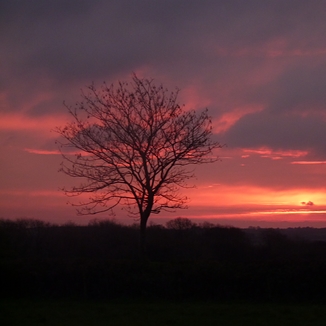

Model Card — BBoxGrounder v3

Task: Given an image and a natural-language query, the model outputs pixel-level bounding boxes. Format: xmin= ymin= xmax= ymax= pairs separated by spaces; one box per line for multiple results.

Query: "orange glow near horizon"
xmin=291 ymin=161 xmax=326 ymax=165
xmin=2 ymin=109 xmax=326 ymax=226
xmin=186 ymin=184 xmax=326 ymax=211
xmin=2 ymin=184 xmax=326 ymax=225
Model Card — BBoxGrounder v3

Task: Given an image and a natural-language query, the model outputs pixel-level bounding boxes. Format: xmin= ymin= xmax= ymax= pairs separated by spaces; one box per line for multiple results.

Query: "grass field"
xmin=1 ymin=299 xmax=326 ymax=326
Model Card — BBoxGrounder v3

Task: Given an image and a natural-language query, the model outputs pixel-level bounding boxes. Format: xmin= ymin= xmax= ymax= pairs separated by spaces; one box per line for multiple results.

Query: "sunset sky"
xmin=2 ymin=0 xmax=326 ymax=227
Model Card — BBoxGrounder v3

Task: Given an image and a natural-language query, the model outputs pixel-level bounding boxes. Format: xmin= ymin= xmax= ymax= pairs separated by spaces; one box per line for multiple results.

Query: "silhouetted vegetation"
xmin=1 ymin=218 xmax=326 ymax=303
xmin=56 ymin=75 xmax=222 ymax=257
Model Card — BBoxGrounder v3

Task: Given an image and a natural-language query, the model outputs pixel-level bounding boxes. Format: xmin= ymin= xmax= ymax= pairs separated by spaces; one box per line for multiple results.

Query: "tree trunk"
xmin=139 ymin=195 xmax=153 ymax=260
xmin=139 ymin=213 xmax=149 ymax=260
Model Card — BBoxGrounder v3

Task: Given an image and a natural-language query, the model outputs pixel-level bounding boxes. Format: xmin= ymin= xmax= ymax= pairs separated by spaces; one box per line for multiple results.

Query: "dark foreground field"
xmin=2 ymin=218 xmax=326 ymax=325
xmin=2 ymin=300 xmax=326 ymax=326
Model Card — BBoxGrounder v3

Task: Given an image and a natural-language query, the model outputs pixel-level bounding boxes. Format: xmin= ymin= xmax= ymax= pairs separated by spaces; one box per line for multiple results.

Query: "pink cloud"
xmin=0 ymin=189 xmax=63 ymax=197
xmin=24 ymin=148 xmax=61 ymax=155
xmin=0 ymin=113 xmax=68 ymax=134
xmin=242 ymin=147 xmax=308 ymax=160
xmin=214 ymin=105 xmax=264 ymax=133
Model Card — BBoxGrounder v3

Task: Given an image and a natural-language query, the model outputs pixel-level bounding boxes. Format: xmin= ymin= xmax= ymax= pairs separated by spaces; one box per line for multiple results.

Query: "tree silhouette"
xmin=56 ymin=74 xmax=222 ymax=256
xmin=166 ymin=217 xmax=194 ymax=230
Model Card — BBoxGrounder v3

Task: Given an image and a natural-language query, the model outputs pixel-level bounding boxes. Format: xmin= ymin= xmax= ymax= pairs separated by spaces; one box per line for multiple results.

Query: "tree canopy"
xmin=56 ymin=74 xmax=222 ymax=254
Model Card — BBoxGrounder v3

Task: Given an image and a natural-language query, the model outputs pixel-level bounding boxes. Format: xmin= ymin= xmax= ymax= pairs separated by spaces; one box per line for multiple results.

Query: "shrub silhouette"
xmin=166 ymin=217 xmax=194 ymax=230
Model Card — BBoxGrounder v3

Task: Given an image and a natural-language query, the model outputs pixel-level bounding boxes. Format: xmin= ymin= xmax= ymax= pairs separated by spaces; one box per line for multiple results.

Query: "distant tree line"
xmin=1 ymin=218 xmax=326 ymax=302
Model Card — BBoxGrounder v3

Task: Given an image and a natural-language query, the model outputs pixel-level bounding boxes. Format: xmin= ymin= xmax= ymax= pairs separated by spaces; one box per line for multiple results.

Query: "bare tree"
xmin=56 ymin=74 xmax=222 ymax=256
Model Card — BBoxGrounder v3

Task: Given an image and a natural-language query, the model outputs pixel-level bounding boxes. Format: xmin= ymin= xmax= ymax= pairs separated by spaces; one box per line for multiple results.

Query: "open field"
xmin=2 ymin=219 xmax=326 ymax=304
xmin=2 ymin=219 xmax=326 ymax=325
xmin=2 ymin=300 xmax=326 ymax=326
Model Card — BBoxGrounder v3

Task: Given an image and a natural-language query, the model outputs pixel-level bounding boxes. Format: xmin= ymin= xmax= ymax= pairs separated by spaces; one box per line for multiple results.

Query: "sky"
xmin=1 ymin=0 xmax=326 ymax=227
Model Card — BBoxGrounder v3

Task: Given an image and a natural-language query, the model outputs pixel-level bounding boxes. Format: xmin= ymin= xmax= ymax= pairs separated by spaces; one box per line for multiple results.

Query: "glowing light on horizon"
xmin=247 ymin=209 xmax=326 ymax=216
xmin=186 ymin=184 xmax=326 ymax=209
xmin=174 ymin=208 xmax=326 ymax=224
xmin=291 ymin=161 xmax=326 ymax=165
